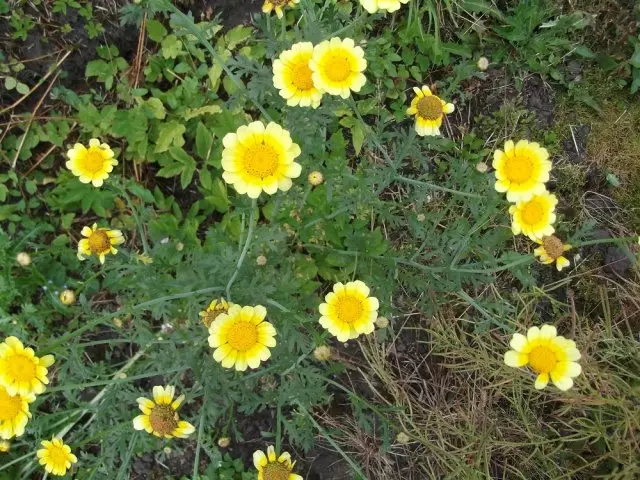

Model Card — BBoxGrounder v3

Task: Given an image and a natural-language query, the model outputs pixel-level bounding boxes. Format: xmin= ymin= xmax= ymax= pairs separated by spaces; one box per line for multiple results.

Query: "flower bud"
xmin=375 ymin=316 xmax=389 ymax=328
xmin=16 ymin=252 xmax=31 ymax=266
xmin=256 ymin=255 xmax=267 ymax=266
xmin=313 ymin=345 xmax=332 ymax=361
xmin=475 ymin=162 xmax=488 ymax=173
xmin=308 ymin=171 xmax=324 ymax=186
xmin=217 ymin=437 xmax=231 ymax=448
xmin=59 ymin=290 xmax=76 ymax=305
xmin=477 ymin=57 xmax=489 ymax=71
xmin=396 ymin=432 xmax=410 ymax=444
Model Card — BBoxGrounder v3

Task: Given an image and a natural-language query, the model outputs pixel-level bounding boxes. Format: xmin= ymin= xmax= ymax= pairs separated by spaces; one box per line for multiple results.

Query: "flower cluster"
xmin=493 ymin=139 xmax=572 ymax=271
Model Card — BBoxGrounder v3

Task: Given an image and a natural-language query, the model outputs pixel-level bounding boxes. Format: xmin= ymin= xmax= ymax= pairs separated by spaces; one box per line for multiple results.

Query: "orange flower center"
xmin=416 ymin=95 xmax=443 ymax=120
xmin=291 ymin=61 xmax=314 ymax=91
xmin=521 ymin=201 xmax=544 ymax=225
xmin=325 ymin=54 xmax=351 ymax=82
xmin=542 ymin=235 xmax=565 ymax=259
xmin=149 ymin=405 xmax=178 ymax=435
xmin=243 ymin=143 xmax=279 ymax=179
xmin=0 ymin=388 xmax=22 ymax=420
xmin=334 ymin=295 xmax=364 ymax=324
xmin=88 ymin=230 xmax=111 ymax=254
xmin=503 ymin=152 xmax=534 ymax=184
xmin=262 ymin=462 xmax=291 ymax=480
xmin=82 ymin=149 xmax=107 ymax=173
xmin=227 ymin=321 xmax=259 ymax=351
xmin=528 ymin=346 xmax=557 ymax=374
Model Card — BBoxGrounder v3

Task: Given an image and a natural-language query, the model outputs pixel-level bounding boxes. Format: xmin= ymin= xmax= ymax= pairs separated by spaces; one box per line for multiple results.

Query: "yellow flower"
xmin=208 ymin=305 xmax=276 ymax=372
xmin=359 ymin=0 xmax=409 ymax=14
xmin=221 ymin=121 xmax=302 ymax=199
xmin=0 ymin=440 xmax=9 ymax=452
xmin=319 ymin=280 xmax=379 ymax=342
xmin=66 ymin=138 xmax=117 ymax=187
xmin=77 ymin=223 xmax=125 ymax=264
xmin=273 ymin=42 xmax=323 ymax=108
xmin=253 ymin=445 xmax=303 ymax=480
xmin=199 ymin=298 xmax=232 ymax=329
xmin=133 ymin=385 xmax=195 ymax=438
xmin=406 ymin=86 xmax=454 ymax=137
xmin=0 ymin=385 xmax=35 ymax=439
xmin=493 ymin=140 xmax=552 ymax=202
xmin=509 ymin=191 xmax=557 ymax=241
xmin=310 ymin=37 xmax=367 ymax=98
xmin=504 ymin=324 xmax=582 ymax=390
xmin=37 ymin=437 xmax=78 ymax=477
xmin=262 ymin=0 xmax=299 ymax=18
xmin=534 ymin=236 xmax=571 ymax=271
xmin=0 ymin=336 xmax=55 ymax=396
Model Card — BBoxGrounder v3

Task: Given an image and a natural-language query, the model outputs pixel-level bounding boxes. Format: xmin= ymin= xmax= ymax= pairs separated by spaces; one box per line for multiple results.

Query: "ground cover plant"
xmin=1 ymin=0 xmax=640 ymax=478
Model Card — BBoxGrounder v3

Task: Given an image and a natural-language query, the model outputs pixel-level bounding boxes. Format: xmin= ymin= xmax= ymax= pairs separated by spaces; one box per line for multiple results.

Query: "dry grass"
xmin=319 ymin=273 xmax=640 ymax=479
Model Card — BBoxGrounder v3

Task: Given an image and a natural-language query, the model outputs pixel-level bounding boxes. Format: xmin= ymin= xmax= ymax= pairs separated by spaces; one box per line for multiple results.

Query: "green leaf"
xmin=161 ymin=34 xmax=183 ymax=59
xmin=225 ymin=26 xmax=253 ymax=50
xmin=182 ymin=105 xmax=222 ymax=121
xmin=351 ymin=122 xmax=365 ymax=155
xmin=146 ymin=19 xmax=167 ymax=43
xmin=15 ymin=82 xmax=29 ymax=95
xmin=195 ymin=122 xmax=213 ymax=161
xmin=169 ymin=146 xmax=195 ymax=166
xmin=629 ymin=45 xmax=640 ymax=69
xmin=154 ymin=121 xmax=186 ymax=153
xmin=139 ymin=97 xmax=166 ymax=119
xmin=4 ymin=76 xmax=17 ymax=90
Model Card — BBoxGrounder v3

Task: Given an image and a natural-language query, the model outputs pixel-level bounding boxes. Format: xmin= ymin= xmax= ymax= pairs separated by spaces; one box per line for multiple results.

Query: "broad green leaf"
xmin=183 ymin=105 xmax=222 ymax=121
xmin=154 ymin=121 xmax=186 ymax=153
xmin=195 ymin=122 xmax=213 ymax=161
xmin=351 ymin=122 xmax=365 ymax=155
xmin=146 ymin=19 xmax=167 ymax=42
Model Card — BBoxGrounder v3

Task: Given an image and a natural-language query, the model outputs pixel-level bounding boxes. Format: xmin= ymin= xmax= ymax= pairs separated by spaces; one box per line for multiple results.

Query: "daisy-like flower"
xmin=406 ymin=86 xmax=455 ymax=137
xmin=0 ymin=385 xmax=35 ymax=439
xmin=319 ymin=280 xmax=379 ymax=342
xmin=504 ymin=324 xmax=582 ymax=391
xmin=262 ymin=0 xmax=299 ymax=18
xmin=273 ymin=42 xmax=324 ymax=109
xmin=0 ymin=336 xmax=55 ymax=396
xmin=310 ymin=37 xmax=367 ymax=98
xmin=208 ymin=305 xmax=277 ymax=372
xmin=37 ymin=437 xmax=78 ymax=477
xmin=133 ymin=385 xmax=195 ymax=439
xmin=221 ymin=121 xmax=302 ymax=199
xmin=66 ymin=138 xmax=117 ymax=187
xmin=199 ymin=298 xmax=232 ymax=329
xmin=253 ymin=445 xmax=303 ymax=480
xmin=77 ymin=223 xmax=124 ymax=264
xmin=534 ymin=235 xmax=572 ymax=271
xmin=509 ymin=191 xmax=557 ymax=241
xmin=0 ymin=440 xmax=9 ymax=452
xmin=493 ymin=140 xmax=552 ymax=202
xmin=359 ymin=0 xmax=409 ymax=14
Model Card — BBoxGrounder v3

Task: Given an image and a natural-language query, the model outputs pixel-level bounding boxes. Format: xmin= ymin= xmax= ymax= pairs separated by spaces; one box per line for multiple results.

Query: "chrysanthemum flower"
xmin=222 ymin=121 xmax=302 ymax=199
xmin=509 ymin=191 xmax=557 ymax=241
xmin=0 ymin=440 xmax=9 ymax=452
xmin=66 ymin=138 xmax=117 ymax=187
xmin=208 ymin=305 xmax=277 ymax=372
xmin=0 ymin=385 xmax=35 ymax=439
xmin=253 ymin=445 xmax=303 ymax=480
xmin=133 ymin=385 xmax=195 ymax=438
xmin=199 ymin=298 xmax=231 ymax=329
xmin=406 ymin=86 xmax=455 ymax=137
xmin=359 ymin=0 xmax=409 ymax=13
xmin=37 ymin=437 xmax=78 ymax=477
xmin=77 ymin=223 xmax=124 ymax=264
xmin=504 ymin=324 xmax=582 ymax=390
xmin=534 ymin=235 xmax=571 ymax=271
xmin=0 ymin=336 xmax=55 ymax=396
xmin=262 ymin=0 xmax=299 ymax=18
xmin=319 ymin=280 xmax=379 ymax=342
xmin=493 ymin=140 xmax=552 ymax=202
xmin=273 ymin=42 xmax=323 ymax=108
xmin=310 ymin=37 xmax=367 ymax=98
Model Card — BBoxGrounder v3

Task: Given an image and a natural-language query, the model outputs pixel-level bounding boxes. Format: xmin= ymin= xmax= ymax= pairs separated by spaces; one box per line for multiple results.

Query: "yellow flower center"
xmin=503 ymin=153 xmax=534 ymax=184
xmin=528 ymin=346 xmax=557 ymax=374
xmin=81 ymin=149 xmax=107 ymax=174
xmin=47 ymin=444 xmax=70 ymax=467
xmin=520 ymin=200 xmax=544 ymax=225
xmin=227 ymin=321 xmax=259 ymax=351
xmin=542 ymin=235 xmax=565 ymax=259
xmin=0 ymin=389 xmax=22 ymax=420
xmin=292 ymin=61 xmax=314 ymax=91
xmin=243 ymin=143 xmax=280 ymax=179
xmin=325 ymin=54 xmax=352 ymax=82
xmin=148 ymin=405 xmax=179 ymax=436
xmin=7 ymin=354 xmax=36 ymax=382
xmin=334 ymin=295 xmax=364 ymax=324
xmin=416 ymin=95 xmax=443 ymax=120
xmin=262 ymin=462 xmax=291 ymax=480
xmin=88 ymin=230 xmax=111 ymax=254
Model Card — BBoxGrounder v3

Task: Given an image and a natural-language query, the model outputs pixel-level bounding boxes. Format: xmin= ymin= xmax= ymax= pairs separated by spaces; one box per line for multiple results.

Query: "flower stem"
xmin=573 ymin=236 xmax=639 ymax=248
xmin=226 ymin=198 xmax=258 ymax=300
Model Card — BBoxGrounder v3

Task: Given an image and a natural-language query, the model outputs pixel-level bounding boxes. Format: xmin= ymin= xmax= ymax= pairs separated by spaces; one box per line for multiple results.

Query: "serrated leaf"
xmin=182 ymin=105 xmax=222 ymax=121
xmin=195 ymin=122 xmax=213 ymax=161
xmin=155 ymin=121 xmax=186 ymax=153
xmin=146 ymin=19 xmax=167 ymax=43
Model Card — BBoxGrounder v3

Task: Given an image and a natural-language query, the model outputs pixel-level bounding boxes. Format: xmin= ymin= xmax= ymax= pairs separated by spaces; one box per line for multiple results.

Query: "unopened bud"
xmin=416 ymin=214 xmax=426 ymax=222
xmin=375 ymin=316 xmax=389 ymax=328
xmin=60 ymin=289 xmax=76 ymax=305
xmin=217 ymin=437 xmax=231 ymax=448
xmin=477 ymin=57 xmax=489 ymax=71
xmin=163 ymin=446 xmax=172 ymax=455
xmin=256 ymin=255 xmax=267 ymax=266
xmin=176 ymin=242 xmax=184 ymax=252
xmin=16 ymin=252 xmax=31 ymax=266
xmin=0 ymin=440 xmax=9 ymax=452
xmin=308 ymin=171 xmax=324 ymax=186
xmin=396 ymin=432 xmax=410 ymax=444
xmin=113 ymin=317 xmax=123 ymax=328
xmin=313 ymin=345 xmax=332 ymax=361
xmin=475 ymin=162 xmax=488 ymax=173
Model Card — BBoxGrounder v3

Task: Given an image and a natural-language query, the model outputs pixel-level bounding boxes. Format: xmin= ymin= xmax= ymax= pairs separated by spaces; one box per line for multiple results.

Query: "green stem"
xmin=192 ymin=393 xmax=208 ymax=480
xmin=324 ymin=12 xmax=369 ymax=39
xmin=394 ymin=175 xmax=483 ymax=199
xmin=226 ymin=199 xmax=258 ymax=300
xmin=573 ymin=236 xmax=638 ymax=247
